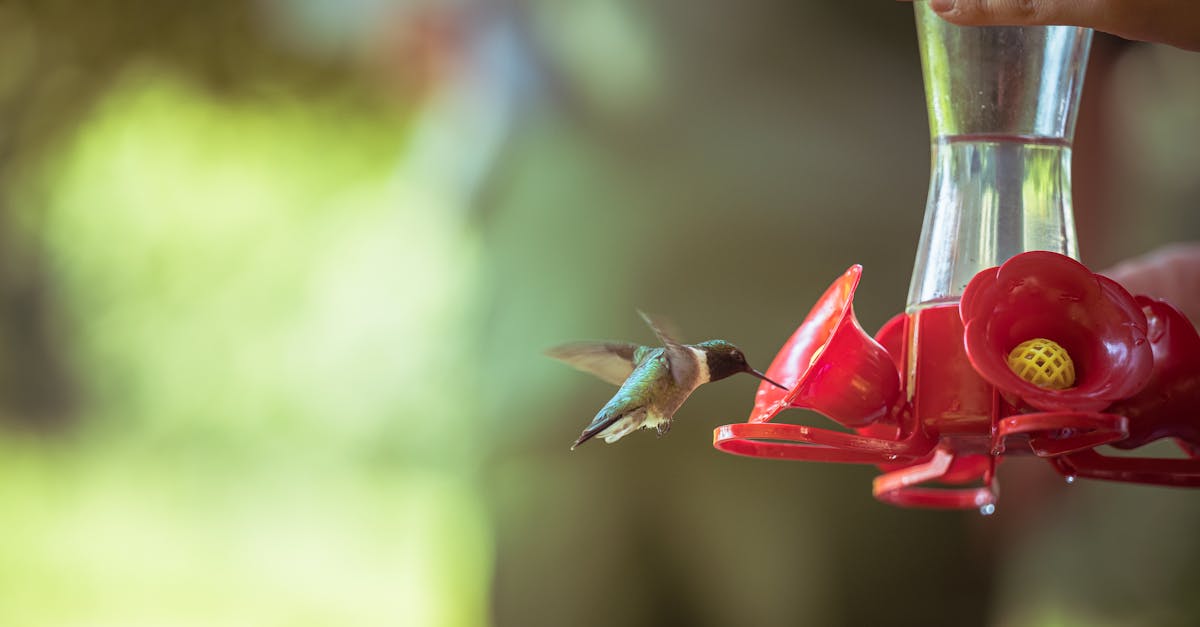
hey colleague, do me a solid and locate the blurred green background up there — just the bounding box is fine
[1,1,1198,625]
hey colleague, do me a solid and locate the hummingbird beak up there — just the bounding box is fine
[748,367,788,391]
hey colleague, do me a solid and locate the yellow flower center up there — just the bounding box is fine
[1007,338,1075,390]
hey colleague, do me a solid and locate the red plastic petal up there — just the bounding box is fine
[750,266,863,423]
[1108,297,1200,448]
[961,251,1153,412]
[749,266,900,427]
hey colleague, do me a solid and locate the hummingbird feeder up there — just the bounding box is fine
[712,2,1200,510]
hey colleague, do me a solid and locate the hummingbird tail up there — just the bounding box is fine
[570,430,599,450]
[570,408,645,450]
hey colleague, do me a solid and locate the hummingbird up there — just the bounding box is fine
[546,311,787,449]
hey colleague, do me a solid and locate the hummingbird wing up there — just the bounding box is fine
[638,310,696,389]
[544,341,640,386]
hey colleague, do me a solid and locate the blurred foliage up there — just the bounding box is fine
[0,439,489,626]
[0,0,380,433]
[1,68,489,625]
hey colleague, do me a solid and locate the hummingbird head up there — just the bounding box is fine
[697,341,787,390]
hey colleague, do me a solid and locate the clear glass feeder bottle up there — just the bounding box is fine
[907,1,1093,312]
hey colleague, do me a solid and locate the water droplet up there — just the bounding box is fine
[1065,475,1077,485]
[979,503,996,516]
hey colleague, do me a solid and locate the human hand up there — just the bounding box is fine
[1103,243,1200,327]
[921,0,1200,51]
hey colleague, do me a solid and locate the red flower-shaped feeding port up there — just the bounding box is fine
[714,266,932,468]
[1051,296,1200,486]
[715,251,1200,509]
[960,251,1153,412]
[747,265,900,428]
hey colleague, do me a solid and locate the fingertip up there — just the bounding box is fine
[928,0,980,26]
[927,0,1057,25]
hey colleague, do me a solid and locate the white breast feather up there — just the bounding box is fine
[688,346,711,387]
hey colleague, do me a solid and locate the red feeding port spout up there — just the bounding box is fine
[749,265,901,428]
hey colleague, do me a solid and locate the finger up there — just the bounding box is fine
[933,0,1200,50]
[1103,243,1200,327]
[930,0,1093,26]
